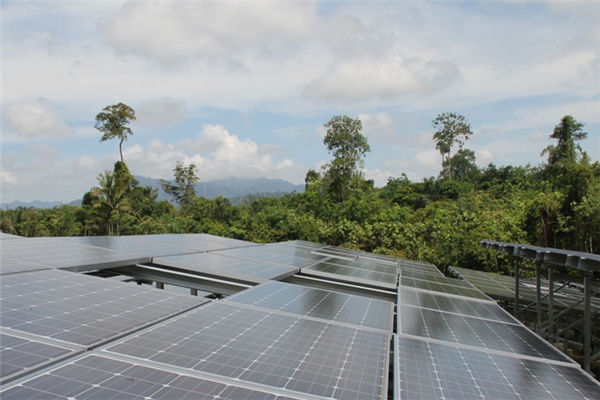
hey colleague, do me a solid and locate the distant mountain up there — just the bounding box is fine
[2,177,304,209]
[1,199,81,210]
[137,176,305,202]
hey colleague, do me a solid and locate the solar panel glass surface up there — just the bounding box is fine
[106,302,389,400]
[226,281,393,331]
[395,336,600,400]
[0,269,208,347]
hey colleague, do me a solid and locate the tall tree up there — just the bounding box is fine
[322,115,371,203]
[95,103,136,163]
[160,161,199,214]
[542,115,588,168]
[432,112,473,181]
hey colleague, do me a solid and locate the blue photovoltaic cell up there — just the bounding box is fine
[106,302,389,400]
[0,354,304,400]
[0,256,49,276]
[226,281,394,331]
[0,332,80,382]
[398,289,517,324]
[302,261,397,289]
[398,306,573,364]
[0,269,207,347]
[395,336,600,400]
[0,237,148,271]
[153,252,297,283]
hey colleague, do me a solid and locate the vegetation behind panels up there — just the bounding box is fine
[1,105,598,275]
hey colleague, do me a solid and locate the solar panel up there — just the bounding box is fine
[0,256,49,276]
[105,302,390,400]
[358,253,399,266]
[324,258,399,275]
[394,335,600,400]
[0,269,208,348]
[153,253,298,283]
[212,247,322,269]
[226,281,394,331]
[397,306,574,364]
[0,238,148,271]
[186,233,259,248]
[311,247,360,261]
[302,261,398,289]
[399,269,465,284]
[0,331,81,383]
[0,354,305,400]
[61,236,205,258]
[399,277,492,301]
[398,289,518,324]
[276,240,329,250]
[0,233,22,240]
[264,244,331,262]
[398,259,441,273]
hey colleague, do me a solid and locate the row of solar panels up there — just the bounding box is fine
[1,233,599,399]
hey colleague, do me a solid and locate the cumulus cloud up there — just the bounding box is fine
[414,149,441,170]
[358,112,396,142]
[136,98,187,126]
[120,124,306,183]
[3,99,70,139]
[303,54,459,102]
[100,2,318,67]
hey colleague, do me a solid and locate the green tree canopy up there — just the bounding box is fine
[322,115,371,203]
[160,161,199,214]
[95,103,136,163]
[432,112,473,181]
[542,115,588,168]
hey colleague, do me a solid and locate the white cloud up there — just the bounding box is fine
[358,112,396,143]
[136,98,187,126]
[414,149,440,170]
[476,149,495,166]
[100,2,318,67]
[3,99,70,139]
[303,54,460,102]
[363,168,394,187]
[1,171,19,194]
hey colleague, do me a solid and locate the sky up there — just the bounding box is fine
[1,1,599,203]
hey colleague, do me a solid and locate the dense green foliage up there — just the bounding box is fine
[2,115,598,274]
[95,103,136,163]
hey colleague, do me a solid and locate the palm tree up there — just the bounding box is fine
[91,170,131,235]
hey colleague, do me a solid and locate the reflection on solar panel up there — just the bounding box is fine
[395,336,600,400]
[398,306,573,363]
[302,261,398,289]
[398,259,440,273]
[400,277,491,301]
[399,269,462,284]
[358,252,399,266]
[153,253,298,283]
[186,233,258,248]
[0,269,207,347]
[264,244,331,262]
[0,256,49,276]
[61,236,205,258]
[213,247,323,268]
[311,247,360,260]
[226,281,394,331]
[324,258,398,275]
[0,238,148,271]
[106,302,389,400]
[0,354,304,400]
[398,289,518,324]
[0,332,81,383]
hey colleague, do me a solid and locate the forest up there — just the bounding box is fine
[2,110,598,275]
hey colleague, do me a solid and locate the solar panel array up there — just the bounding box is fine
[1,235,598,399]
[153,252,298,284]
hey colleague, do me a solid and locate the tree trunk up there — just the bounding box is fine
[119,138,124,163]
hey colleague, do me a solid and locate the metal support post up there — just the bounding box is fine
[191,288,198,296]
[535,261,542,334]
[547,266,554,339]
[156,281,164,290]
[583,271,592,373]
[514,258,520,317]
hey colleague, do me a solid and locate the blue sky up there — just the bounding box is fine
[2,1,599,203]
